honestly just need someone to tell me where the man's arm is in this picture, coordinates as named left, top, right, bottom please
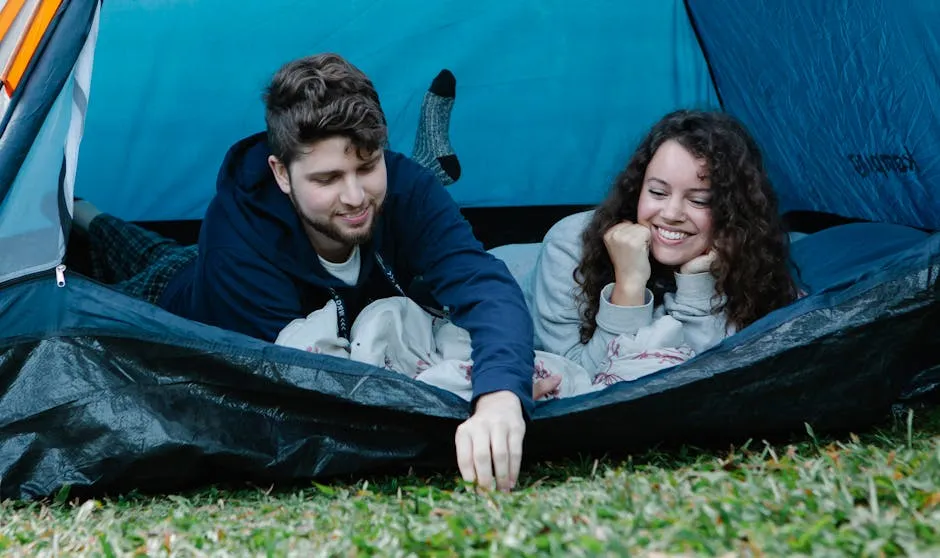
left=190, top=248, right=304, bottom=342
left=395, top=167, right=535, bottom=415
left=392, top=158, right=534, bottom=491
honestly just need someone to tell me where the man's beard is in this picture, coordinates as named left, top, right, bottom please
left=290, top=190, right=382, bottom=247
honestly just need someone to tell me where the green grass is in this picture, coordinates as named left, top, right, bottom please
left=2, top=407, right=940, bottom=557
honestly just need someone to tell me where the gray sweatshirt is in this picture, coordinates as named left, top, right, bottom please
left=521, top=211, right=731, bottom=372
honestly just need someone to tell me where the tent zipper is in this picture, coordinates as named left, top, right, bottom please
left=55, top=264, right=67, bottom=287
left=0, top=264, right=68, bottom=290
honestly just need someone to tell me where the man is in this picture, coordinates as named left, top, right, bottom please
left=74, top=53, right=536, bottom=491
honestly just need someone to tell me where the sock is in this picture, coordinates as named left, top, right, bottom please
left=412, top=69, right=461, bottom=185
left=73, top=199, right=102, bottom=230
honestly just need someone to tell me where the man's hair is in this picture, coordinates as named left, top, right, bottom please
left=263, top=53, right=388, bottom=168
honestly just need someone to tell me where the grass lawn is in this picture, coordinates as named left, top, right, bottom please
left=2, top=406, right=939, bottom=557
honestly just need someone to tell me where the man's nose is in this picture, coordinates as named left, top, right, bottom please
left=339, top=176, right=365, bottom=206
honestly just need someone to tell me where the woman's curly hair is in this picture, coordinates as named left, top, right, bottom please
left=575, top=109, right=798, bottom=343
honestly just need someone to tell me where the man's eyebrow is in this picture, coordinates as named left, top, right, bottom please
left=305, top=169, right=341, bottom=180
left=304, top=153, right=381, bottom=179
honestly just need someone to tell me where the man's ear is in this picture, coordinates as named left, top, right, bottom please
left=268, top=155, right=291, bottom=195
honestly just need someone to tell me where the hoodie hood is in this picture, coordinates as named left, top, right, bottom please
left=213, top=132, right=381, bottom=287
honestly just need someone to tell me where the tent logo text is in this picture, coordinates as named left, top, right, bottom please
left=847, top=147, right=919, bottom=178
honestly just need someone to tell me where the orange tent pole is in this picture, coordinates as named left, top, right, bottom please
left=2, top=0, right=63, bottom=96
left=0, top=0, right=29, bottom=42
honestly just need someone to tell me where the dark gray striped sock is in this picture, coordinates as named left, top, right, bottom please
left=412, top=70, right=461, bottom=185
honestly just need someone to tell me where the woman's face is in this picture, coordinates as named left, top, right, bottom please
left=636, top=140, right=714, bottom=268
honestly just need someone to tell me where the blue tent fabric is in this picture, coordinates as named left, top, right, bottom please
left=685, top=0, right=940, bottom=232
left=0, top=0, right=99, bottom=284
left=0, top=0, right=98, bottom=200
left=72, top=0, right=718, bottom=221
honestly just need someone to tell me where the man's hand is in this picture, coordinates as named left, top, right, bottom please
left=455, top=390, right=525, bottom=492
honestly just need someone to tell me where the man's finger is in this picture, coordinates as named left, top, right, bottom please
left=472, top=429, right=495, bottom=491
left=490, top=424, right=511, bottom=492
left=455, top=425, right=475, bottom=483
left=508, top=423, right=525, bottom=490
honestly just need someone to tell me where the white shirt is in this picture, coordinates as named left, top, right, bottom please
left=318, top=245, right=361, bottom=286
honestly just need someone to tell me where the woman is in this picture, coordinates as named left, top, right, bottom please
left=527, top=109, right=799, bottom=384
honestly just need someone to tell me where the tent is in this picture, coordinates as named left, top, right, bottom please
left=1, top=0, right=938, bottom=500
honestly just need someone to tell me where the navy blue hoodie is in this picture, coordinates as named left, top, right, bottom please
left=159, top=132, right=535, bottom=416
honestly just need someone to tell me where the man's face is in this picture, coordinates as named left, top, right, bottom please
left=269, top=136, right=387, bottom=262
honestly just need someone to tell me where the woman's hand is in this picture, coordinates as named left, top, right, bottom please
left=603, top=221, right=651, bottom=306
left=533, top=374, right=562, bottom=400
left=680, top=248, right=718, bottom=275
